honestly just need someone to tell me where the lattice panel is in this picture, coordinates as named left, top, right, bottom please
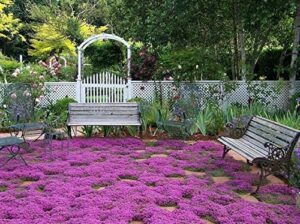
left=0, top=81, right=299, bottom=108
left=132, top=81, right=297, bottom=109
left=40, top=82, right=77, bottom=106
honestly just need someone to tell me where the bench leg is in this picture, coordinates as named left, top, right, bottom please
left=222, top=145, right=230, bottom=159
left=252, top=165, right=265, bottom=195
left=67, top=126, right=72, bottom=139
left=138, top=126, right=143, bottom=138
left=3, top=146, right=28, bottom=167
left=247, top=160, right=254, bottom=166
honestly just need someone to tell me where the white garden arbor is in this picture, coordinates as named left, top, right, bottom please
left=76, top=33, right=132, bottom=103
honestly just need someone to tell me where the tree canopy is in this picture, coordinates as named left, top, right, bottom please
left=0, top=0, right=299, bottom=80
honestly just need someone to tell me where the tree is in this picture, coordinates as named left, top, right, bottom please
left=290, top=3, right=300, bottom=96
left=27, top=0, right=107, bottom=58
left=0, top=0, right=24, bottom=55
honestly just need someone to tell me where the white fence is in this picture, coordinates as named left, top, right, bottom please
left=1, top=80, right=299, bottom=109
left=81, top=72, right=129, bottom=103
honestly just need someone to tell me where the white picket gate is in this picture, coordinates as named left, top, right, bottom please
left=80, top=72, right=130, bottom=103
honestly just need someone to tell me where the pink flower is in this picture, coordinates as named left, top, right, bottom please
left=23, top=90, right=31, bottom=97
left=10, top=93, right=17, bottom=99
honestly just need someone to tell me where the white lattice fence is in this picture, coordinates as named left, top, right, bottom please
left=131, top=81, right=300, bottom=109
left=0, top=81, right=299, bottom=108
left=41, top=82, right=77, bottom=106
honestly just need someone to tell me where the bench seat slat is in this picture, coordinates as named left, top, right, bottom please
left=218, top=138, right=258, bottom=162
left=219, top=137, right=266, bottom=159
left=238, top=139, right=268, bottom=156
left=241, top=135, right=270, bottom=153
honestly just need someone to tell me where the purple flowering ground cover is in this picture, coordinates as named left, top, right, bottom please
left=0, top=138, right=299, bottom=224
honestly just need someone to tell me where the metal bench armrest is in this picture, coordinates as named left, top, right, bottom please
left=264, top=142, right=289, bottom=161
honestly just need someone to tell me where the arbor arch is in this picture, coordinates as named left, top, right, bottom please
left=77, top=33, right=131, bottom=81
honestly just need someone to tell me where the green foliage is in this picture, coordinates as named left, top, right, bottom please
left=80, top=126, right=96, bottom=138
left=195, top=103, right=224, bottom=136
left=0, top=0, right=23, bottom=40
left=0, top=53, right=20, bottom=83
left=51, top=97, right=77, bottom=115
left=59, top=66, right=76, bottom=81
left=84, top=41, right=123, bottom=74
left=255, top=48, right=291, bottom=80
left=290, top=152, right=300, bottom=189
left=140, top=100, right=170, bottom=135
left=28, top=2, right=107, bottom=58
left=290, top=92, right=300, bottom=112
left=158, top=48, right=225, bottom=80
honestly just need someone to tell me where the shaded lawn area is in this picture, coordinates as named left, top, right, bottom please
left=0, top=138, right=299, bottom=224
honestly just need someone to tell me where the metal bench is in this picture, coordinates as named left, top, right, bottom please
left=0, top=136, right=29, bottom=166
left=156, top=109, right=193, bottom=138
left=67, top=103, right=142, bottom=137
left=218, top=116, right=300, bottom=194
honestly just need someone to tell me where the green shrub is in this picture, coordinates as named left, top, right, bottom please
left=50, top=97, right=76, bottom=116
left=158, top=48, right=225, bottom=80
left=47, top=97, right=77, bottom=128
left=59, top=66, right=76, bottom=81
left=290, top=92, right=300, bottom=112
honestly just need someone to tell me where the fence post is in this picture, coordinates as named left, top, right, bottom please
left=125, top=78, right=132, bottom=102
left=76, top=80, right=82, bottom=103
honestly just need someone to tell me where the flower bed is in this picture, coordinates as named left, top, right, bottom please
left=0, top=138, right=299, bottom=223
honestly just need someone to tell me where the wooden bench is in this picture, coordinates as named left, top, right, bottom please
left=218, top=116, right=300, bottom=194
left=67, top=103, right=142, bottom=137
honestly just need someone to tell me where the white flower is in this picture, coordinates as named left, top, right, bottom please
left=178, top=65, right=182, bottom=70
left=35, top=98, right=40, bottom=103
left=196, top=65, right=199, bottom=69
left=39, top=75, right=45, bottom=80
left=12, top=68, right=20, bottom=77
left=3, top=104, right=7, bottom=109
left=12, top=72, right=18, bottom=77
left=259, top=76, right=266, bottom=80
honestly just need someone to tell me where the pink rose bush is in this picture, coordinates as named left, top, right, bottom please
left=0, top=138, right=299, bottom=223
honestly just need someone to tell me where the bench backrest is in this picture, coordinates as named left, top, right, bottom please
left=244, top=116, right=300, bottom=149
left=68, top=103, right=141, bottom=125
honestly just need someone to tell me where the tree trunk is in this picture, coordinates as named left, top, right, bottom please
left=290, top=4, right=300, bottom=97
left=232, top=0, right=240, bottom=80
left=239, top=22, right=246, bottom=80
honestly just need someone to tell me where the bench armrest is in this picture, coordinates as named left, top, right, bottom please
left=264, top=142, right=289, bottom=161
left=225, top=122, right=235, bottom=129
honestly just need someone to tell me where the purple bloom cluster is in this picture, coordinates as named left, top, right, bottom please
left=0, top=137, right=299, bottom=223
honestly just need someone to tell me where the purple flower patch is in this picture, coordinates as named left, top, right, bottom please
left=0, top=138, right=299, bottom=223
